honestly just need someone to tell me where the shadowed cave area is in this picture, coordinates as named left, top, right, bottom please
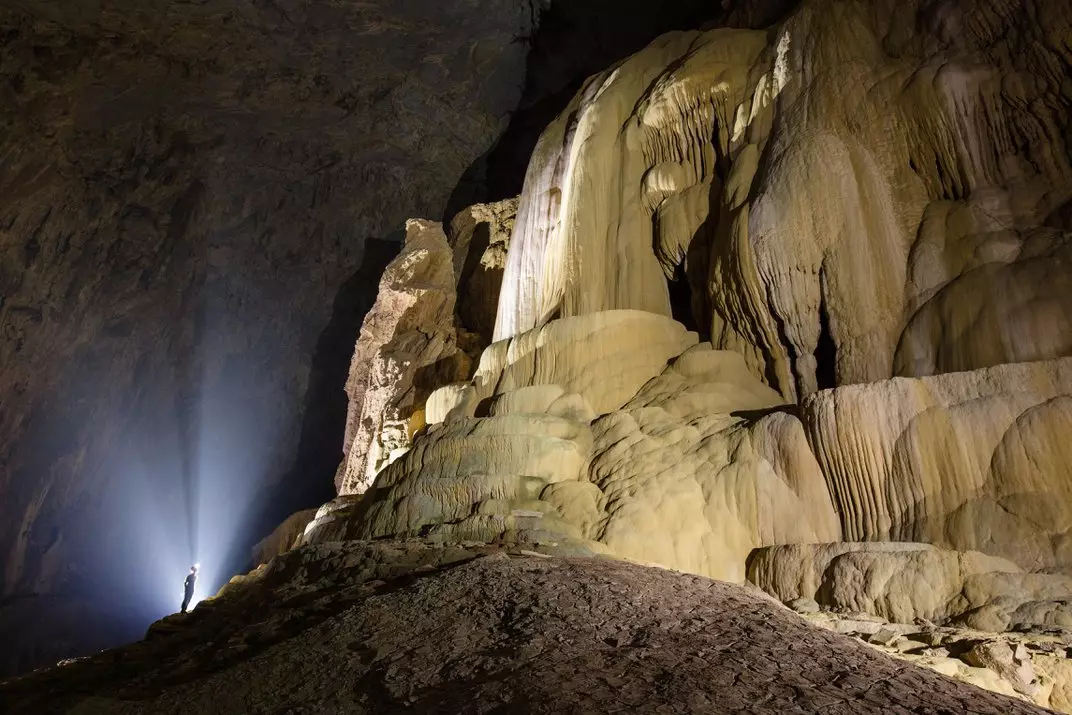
left=3, top=0, right=1072, bottom=712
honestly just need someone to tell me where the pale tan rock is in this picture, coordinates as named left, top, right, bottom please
left=868, top=628, right=902, bottom=647
left=492, top=0, right=1072, bottom=400
left=252, top=509, right=318, bottom=567
left=424, top=383, right=477, bottom=425
left=325, top=1, right=1072, bottom=628
left=963, top=641, right=1041, bottom=699
left=318, top=337, right=841, bottom=582
left=336, top=219, right=466, bottom=494
left=749, top=542, right=1072, bottom=628
left=298, top=496, right=363, bottom=546
left=1035, top=655, right=1072, bottom=713
left=786, top=597, right=819, bottom=614
left=1008, top=601, right=1072, bottom=631
left=485, top=385, right=597, bottom=424
left=896, top=195, right=1072, bottom=377
left=493, top=29, right=770, bottom=343
left=474, top=310, right=699, bottom=416
left=798, top=601, right=1072, bottom=711
left=587, top=345, right=841, bottom=582
left=316, top=312, right=694, bottom=553
left=801, top=359, right=1072, bottom=571
left=344, top=411, right=597, bottom=545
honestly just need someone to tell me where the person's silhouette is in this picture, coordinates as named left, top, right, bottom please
left=181, top=564, right=198, bottom=613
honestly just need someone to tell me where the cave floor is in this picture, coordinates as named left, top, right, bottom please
left=0, top=542, right=1049, bottom=714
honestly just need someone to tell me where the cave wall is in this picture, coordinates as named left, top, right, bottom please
left=0, top=0, right=536, bottom=613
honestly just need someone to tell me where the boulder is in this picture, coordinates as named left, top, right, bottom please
left=964, top=641, right=1042, bottom=699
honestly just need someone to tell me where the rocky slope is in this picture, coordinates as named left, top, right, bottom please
left=0, top=542, right=1054, bottom=714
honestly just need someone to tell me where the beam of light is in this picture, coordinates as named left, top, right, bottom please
left=93, top=329, right=291, bottom=626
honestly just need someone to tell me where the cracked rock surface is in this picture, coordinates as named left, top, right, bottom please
left=0, top=541, right=1051, bottom=714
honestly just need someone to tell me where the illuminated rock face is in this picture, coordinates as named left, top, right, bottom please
left=447, top=198, right=518, bottom=345
left=748, top=542, right=1072, bottom=630
left=495, top=0, right=1072, bottom=401
left=336, top=220, right=465, bottom=495
left=328, top=0, right=1072, bottom=625
left=802, top=360, right=1072, bottom=573
left=335, top=203, right=521, bottom=496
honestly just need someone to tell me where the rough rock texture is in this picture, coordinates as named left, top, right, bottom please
left=493, top=0, right=1072, bottom=403
left=354, top=409, right=602, bottom=547
left=750, top=542, right=1072, bottom=630
left=802, top=359, right=1072, bottom=572
left=446, top=197, right=518, bottom=345
left=298, top=495, right=363, bottom=547
left=470, top=310, right=699, bottom=416
left=0, top=0, right=536, bottom=666
left=321, top=330, right=843, bottom=583
left=493, top=27, right=769, bottom=342
left=336, top=220, right=467, bottom=495
left=0, top=542, right=1052, bottom=714
left=786, top=598, right=1072, bottom=711
left=250, top=509, right=317, bottom=568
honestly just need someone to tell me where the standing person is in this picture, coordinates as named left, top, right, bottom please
left=181, top=564, right=198, bottom=613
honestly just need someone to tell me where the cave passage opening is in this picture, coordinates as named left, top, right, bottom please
left=667, top=262, right=701, bottom=334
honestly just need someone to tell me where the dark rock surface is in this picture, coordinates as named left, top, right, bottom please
left=0, top=542, right=1051, bottom=714
left=0, top=0, right=534, bottom=673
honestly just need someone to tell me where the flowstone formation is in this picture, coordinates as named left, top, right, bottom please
left=292, top=0, right=1072, bottom=707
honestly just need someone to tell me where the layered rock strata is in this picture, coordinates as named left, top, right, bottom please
left=750, top=542, right=1072, bottom=631
left=803, top=361, right=1072, bottom=572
